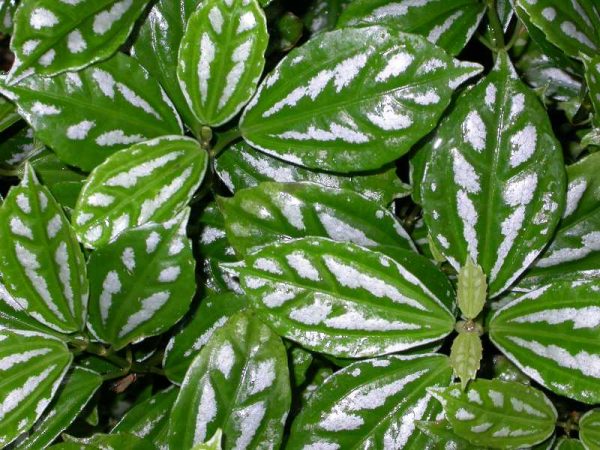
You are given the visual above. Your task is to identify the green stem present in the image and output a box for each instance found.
[504,21,524,52]
[485,0,506,50]
[211,127,242,158]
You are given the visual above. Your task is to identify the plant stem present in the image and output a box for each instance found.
[485,0,506,50]
[211,127,242,158]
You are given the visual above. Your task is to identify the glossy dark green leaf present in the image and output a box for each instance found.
[0,95,21,133]
[0,0,18,34]
[219,181,415,255]
[421,53,566,297]
[287,354,451,449]
[417,419,485,449]
[584,55,600,125]
[178,0,268,127]
[303,0,352,34]
[0,127,41,169]
[0,53,183,171]
[50,432,154,449]
[8,0,149,82]
[580,409,600,450]
[229,237,455,358]
[168,312,291,450]
[240,26,482,173]
[86,209,195,350]
[490,279,600,404]
[0,328,73,448]
[72,136,207,248]
[289,345,313,387]
[0,164,88,333]
[338,0,486,56]
[430,380,556,448]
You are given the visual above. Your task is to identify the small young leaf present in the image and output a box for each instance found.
[457,257,487,319]
[449,331,483,389]
[579,409,600,450]
[192,430,223,450]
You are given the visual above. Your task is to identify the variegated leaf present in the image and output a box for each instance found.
[580,409,600,450]
[215,141,410,204]
[167,312,291,450]
[490,279,600,404]
[178,0,268,127]
[0,53,183,171]
[218,181,415,255]
[0,95,21,133]
[0,127,41,169]
[0,328,73,448]
[228,237,455,358]
[303,0,353,35]
[72,136,207,249]
[417,419,486,449]
[584,55,600,125]
[0,0,18,34]
[240,26,482,173]
[430,380,557,448]
[421,53,565,297]
[163,293,247,384]
[86,209,195,350]
[287,354,452,449]
[51,432,154,449]
[337,0,486,56]
[8,0,149,82]
[0,164,88,333]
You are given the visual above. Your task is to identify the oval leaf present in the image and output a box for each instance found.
[72,136,207,248]
[240,26,482,172]
[580,409,600,450]
[167,312,291,450]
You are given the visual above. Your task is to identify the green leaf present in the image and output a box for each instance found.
[0,164,88,333]
[0,127,41,169]
[0,0,18,34]
[229,237,455,358]
[17,366,102,450]
[0,328,73,448]
[337,0,486,56]
[163,293,247,384]
[192,430,222,450]
[167,312,291,450]
[132,0,202,130]
[287,353,452,449]
[0,53,183,171]
[449,331,483,390]
[580,409,600,450]
[303,0,352,34]
[457,257,487,319]
[240,26,482,173]
[417,419,485,449]
[178,0,268,127]
[51,432,154,449]
[86,209,195,350]
[218,181,415,255]
[421,52,566,298]
[555,438,586,450]
[288,344,313,387]
[215,141,410,205]
[515,0,600,60]
[8,0,149,82]
[72,136,207,249]
[584,55,600,125]
[489,279,600,404]
[0,95,21,133]
[430,380,557,448]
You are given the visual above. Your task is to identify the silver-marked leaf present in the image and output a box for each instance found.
[215,141,410,205]
[0,53,183,171]
[580,409,600,450]
[421,53,566,297]
[430,380,557,448]
[556,438,586,450]
[86,209,195,350]
[240,26,482,173]
[0,95,21,133]
[584,55,600,124]
[72,136,207,249]
[178,0,268,126]
[303,0,353,35]
[490,279,600,404]
[132,0,201,130]
[168,312,291,450]
[51,432,154,450]
[163,293,247,384]
[0,328,73,448]
[218,181,415,255]
[229,237,455,358]
[0,0,18,34]
[515,0,600,59]
[287,353,451,449]
[0,127,41,169]
[17,367,102,450]
[417,419,486,450]
[338,0,486,56]
[8,0,148,82]
[0,164,88,333]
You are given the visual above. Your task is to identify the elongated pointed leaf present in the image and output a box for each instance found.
[490,279,600,404]
[287,353,451,449]
[168,312,291,450]
[338,0,486,56]
[430,380,557,448]
[86,210,195,349]
[215,141,409,204]
[163,293,247,384]
[584,55,600,125]
[178,0,268,126]
[0,328,73,448]
[0,53,183,171]
[17,367,102,450]
[72,136,207,248]
[0,164,88,333]
[8,0,149,82]
[457,258,486,319]
[421,53,565,297]
[580,409,600,450]
[219,181,415,255]
[240,26,482,173]
[229,237,455,358]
